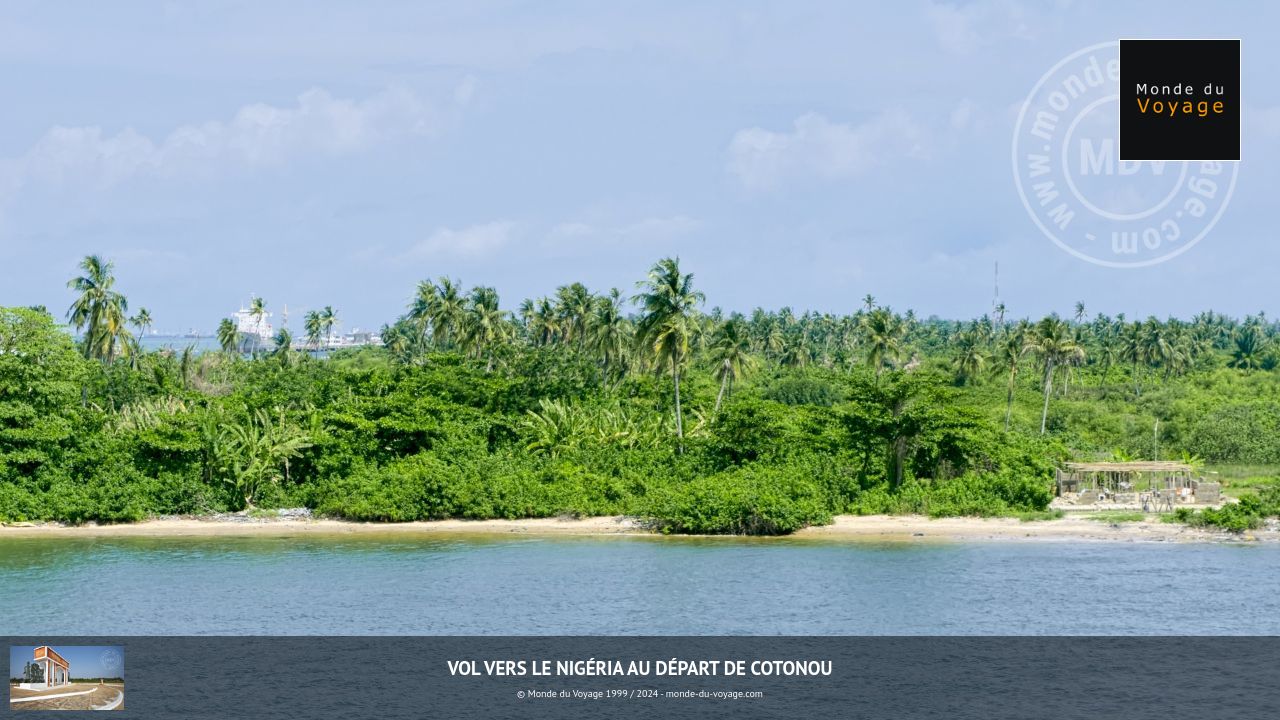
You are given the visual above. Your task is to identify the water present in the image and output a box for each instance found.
[1,535,1277,635]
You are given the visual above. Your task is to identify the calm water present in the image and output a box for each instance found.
[1,536,1277,635]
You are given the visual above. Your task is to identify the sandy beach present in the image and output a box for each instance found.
[1,513,1274,543]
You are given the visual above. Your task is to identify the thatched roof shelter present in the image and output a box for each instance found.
[1063,461,1192,473]
[1056,460,1199,498]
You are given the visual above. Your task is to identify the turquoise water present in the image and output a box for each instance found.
[1,535,1277,635]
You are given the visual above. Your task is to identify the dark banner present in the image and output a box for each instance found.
[5,637,1278,719]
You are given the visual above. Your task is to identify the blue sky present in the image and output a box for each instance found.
[9,645,124,680]
[0,1,1276,334]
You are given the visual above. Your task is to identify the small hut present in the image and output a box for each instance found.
[1055,461,1218,509]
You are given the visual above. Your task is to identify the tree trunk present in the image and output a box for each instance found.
[713,361,730,414]
[672,355,684,451]
[1040,359,1055,434]
[1004,366,1016,431]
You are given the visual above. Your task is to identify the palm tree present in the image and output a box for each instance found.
[709,318,756,413]
[997,322,1029,430]
[66,254,132,362]
[589,289,629,379]
[633,257,704,447]
[555,282,595,346]
[859,307,906,382]
[303,310,324,351]
[1073,301,1087,324]
[526,297,559,346]
[408,279,437,345]
[321,306,338,348]
[952,329,988,385]
[130,307,153,337]
[1119,321,1149,395]
[462,286,511,370]
[431,278,466,348]
[248,297,267,353]
[271,328,296,366]
[1228,324,1270,370]
[1025,316,1084,434]
[217,318,240,354]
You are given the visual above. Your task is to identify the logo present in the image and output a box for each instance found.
[1012,41,1238,268]
[100,648,122,672]
[1119,39,1240,161]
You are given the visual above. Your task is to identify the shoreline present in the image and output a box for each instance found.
[0,513,1274,543]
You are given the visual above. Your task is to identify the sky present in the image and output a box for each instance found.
[0,1,1277,334]
[9,645,125,680]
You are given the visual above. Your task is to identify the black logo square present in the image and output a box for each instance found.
[1120,39,1240,161]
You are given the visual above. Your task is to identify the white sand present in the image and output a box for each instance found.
[1,513,1273,542]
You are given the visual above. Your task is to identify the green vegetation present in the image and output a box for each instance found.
[1085,511,1149,523]
[4,255,1280,534]
[1171,488,1280,533]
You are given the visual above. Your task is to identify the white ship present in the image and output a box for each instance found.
[228,298,381,351]
[233,300,274,347]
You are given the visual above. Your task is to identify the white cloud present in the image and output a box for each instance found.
[726,111,927,191]
[927,3,983,55]
[4,86,442,193]
[548,214,699,244]
[405,221,516,260]
[926,1,1042,55]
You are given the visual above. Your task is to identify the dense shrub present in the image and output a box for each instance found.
[848,471,1053,518]
[644,464,833,535]
[1173,487,1280,532]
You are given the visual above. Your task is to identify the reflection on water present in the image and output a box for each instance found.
[1,535,1277,635]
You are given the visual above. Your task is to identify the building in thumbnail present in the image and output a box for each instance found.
[29,646,70,688]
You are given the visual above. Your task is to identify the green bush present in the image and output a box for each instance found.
[644,464,832,535]
[1176,492,1279,533]
[848,471,1053,518]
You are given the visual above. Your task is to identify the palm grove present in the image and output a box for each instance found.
[2,254,1280,533]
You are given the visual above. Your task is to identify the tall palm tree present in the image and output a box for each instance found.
[952,329,988,385]
[522,297,558,346]
[588,289,629,379]
[303,310,324,351]
[248,297,267,353]
[555,282,595,346]
[217,318,240,354]
[859,307,906,382]
[633,257,704,447]
[408,279,438,346]
[320,306,338,348]
[1025,316,1084,434]
[66,254,131,362]
[709,318,756,413]
[1228,324,1270,371]
[1119,321,1149,395]
[431,278,466,349]
[997,322,1029,430]
[130,307,153,337]
[271,328,296,367]
[462,286,511,370]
